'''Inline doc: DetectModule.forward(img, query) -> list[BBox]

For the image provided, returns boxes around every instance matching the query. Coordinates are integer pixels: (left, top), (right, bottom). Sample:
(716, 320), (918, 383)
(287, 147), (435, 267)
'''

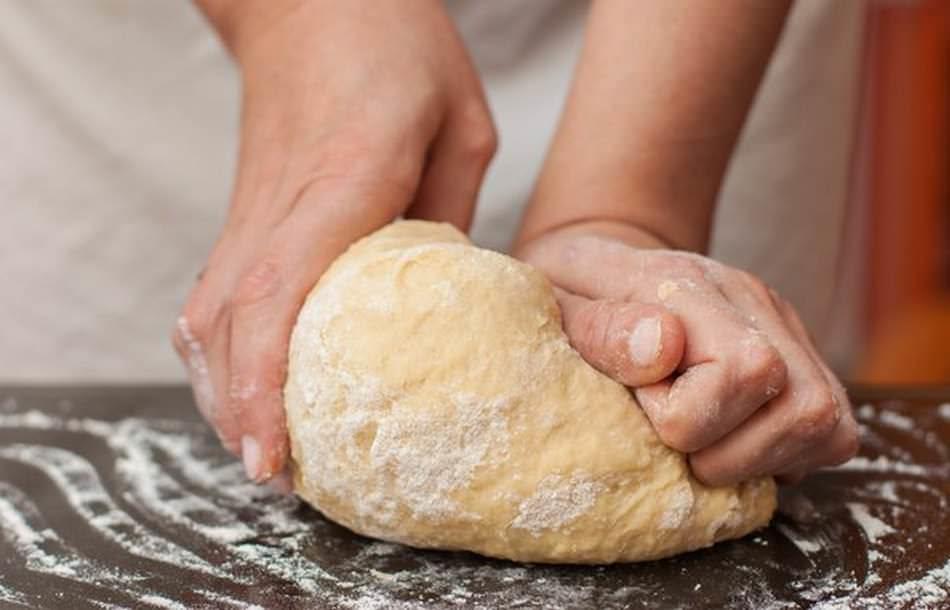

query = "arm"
(517, 0), (790, 251)
(176, 0), (496, 485)
(517, 0), (858, 485)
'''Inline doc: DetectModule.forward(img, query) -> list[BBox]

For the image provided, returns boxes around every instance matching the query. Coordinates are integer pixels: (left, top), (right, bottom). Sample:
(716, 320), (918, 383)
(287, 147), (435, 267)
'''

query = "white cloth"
(0, 1), (865, 382)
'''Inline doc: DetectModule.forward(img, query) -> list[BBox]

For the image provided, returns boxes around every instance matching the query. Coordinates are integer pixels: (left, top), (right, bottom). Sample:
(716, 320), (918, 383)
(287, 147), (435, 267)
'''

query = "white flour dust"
(1, 395), (947, 609)
(510, 472), (607, 537)
(845, 503), (896, 544)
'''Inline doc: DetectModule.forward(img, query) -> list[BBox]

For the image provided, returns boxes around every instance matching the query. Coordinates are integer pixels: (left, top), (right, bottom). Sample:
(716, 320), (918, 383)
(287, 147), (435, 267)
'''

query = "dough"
(284, 221), (776, 564)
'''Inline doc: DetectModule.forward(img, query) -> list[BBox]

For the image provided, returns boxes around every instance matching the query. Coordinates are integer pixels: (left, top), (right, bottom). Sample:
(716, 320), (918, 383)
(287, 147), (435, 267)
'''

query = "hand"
(174, 0), (496, 485)
(516, 222), (859, 486)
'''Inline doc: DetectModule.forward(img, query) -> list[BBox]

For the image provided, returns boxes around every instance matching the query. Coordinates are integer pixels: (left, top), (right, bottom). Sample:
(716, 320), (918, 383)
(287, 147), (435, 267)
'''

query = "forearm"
(516, 0), (792, 252)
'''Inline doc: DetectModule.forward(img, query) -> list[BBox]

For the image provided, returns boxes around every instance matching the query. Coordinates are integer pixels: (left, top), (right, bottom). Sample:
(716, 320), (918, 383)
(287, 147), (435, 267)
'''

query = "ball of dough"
(284, 221), (776, 564)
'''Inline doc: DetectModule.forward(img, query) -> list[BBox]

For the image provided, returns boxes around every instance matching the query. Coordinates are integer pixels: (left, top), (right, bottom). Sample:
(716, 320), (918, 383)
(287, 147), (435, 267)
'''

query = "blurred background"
(0, 0), (948, 387)
(848, 0), (950, 384)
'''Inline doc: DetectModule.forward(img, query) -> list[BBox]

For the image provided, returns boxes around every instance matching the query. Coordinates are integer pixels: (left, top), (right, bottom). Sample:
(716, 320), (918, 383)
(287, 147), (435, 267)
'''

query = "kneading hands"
(174, 0), (858, 489)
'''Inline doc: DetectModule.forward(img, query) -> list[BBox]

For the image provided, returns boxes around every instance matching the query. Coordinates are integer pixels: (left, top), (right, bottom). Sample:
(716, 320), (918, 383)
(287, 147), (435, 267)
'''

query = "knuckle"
(829, 418), (860, 464)
(177, 303), (215, 348)
(727, 268), (783, 311)
(736, 271), (775, 305)
(664, 256), (708, 285)
(734, 339), (786, 390)
(686, 453), (733, 487)
(793, 388), (841, 440)
(456, 105), (498, 163)
(233, 259), (283, 307)
(653, 410), (704, 453)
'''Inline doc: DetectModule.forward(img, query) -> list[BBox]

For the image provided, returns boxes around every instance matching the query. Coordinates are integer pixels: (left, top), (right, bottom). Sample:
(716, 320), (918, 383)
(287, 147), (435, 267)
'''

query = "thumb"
(555, 287), (685, 387)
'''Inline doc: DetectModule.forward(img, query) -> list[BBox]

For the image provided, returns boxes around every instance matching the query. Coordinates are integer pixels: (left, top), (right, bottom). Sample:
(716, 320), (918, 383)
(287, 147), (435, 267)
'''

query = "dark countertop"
(0, 385), (947, 609)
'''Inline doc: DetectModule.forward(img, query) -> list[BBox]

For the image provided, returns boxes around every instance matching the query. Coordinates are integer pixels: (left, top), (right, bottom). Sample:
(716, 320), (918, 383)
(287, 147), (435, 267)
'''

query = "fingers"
(687, 280), (851, 485)
(634, 284), (788, 454)
(173, 297), (243, 456)
(228, 259), (292, 483)
(522, 233), (793, 457)
(520, 229), (854, 485)
(775, 299), (859, 470)
(555, 288), (684, 386)
(688, 379), (842, 486)
(406, 102), (497, 230)
(227, 177), (414, 482)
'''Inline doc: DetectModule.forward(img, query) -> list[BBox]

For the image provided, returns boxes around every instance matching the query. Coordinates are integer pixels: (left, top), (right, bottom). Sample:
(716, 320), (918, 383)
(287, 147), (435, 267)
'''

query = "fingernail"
(241, 435), (262, 481)
(629, 317), (662, 366)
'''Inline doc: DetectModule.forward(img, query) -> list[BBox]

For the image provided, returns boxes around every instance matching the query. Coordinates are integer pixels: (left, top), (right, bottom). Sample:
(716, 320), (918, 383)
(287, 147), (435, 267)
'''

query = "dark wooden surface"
(0, 385), (947, 609)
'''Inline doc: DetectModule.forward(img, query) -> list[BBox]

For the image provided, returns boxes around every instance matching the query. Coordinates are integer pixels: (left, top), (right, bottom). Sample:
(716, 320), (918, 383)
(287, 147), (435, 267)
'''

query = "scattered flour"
(846, 503), (896, 543)
(877, 410), (916, 431)
(776, 523), (823, 556)
(835, 455), (931, 476)
(658, 482), (695, 530)
(1, 396), (947, 609)
(510, 472), (606, 536)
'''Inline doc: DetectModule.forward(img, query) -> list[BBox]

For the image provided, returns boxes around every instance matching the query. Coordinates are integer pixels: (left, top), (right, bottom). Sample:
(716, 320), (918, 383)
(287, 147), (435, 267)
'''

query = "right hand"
(517, 223), (858, 486)
(174, 0), (496, 486)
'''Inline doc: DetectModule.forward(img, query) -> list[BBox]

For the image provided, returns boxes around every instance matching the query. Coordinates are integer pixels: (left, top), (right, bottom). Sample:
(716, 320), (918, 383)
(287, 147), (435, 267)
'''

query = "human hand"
(516, 222), (859, 486)
(174, 0), (496, 485)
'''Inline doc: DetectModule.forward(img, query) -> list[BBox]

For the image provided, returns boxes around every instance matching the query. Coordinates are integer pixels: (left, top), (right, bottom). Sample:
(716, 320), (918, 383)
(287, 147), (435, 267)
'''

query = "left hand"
(516, 222), (859, 486)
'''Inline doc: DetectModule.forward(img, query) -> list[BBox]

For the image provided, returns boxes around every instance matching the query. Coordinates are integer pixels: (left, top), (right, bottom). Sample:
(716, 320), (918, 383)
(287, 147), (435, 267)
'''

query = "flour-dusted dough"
(284, 221), (776, 564)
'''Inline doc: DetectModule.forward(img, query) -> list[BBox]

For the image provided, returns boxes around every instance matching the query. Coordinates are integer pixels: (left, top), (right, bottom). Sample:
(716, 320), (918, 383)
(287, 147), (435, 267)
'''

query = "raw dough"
(284, 221), (776, 563)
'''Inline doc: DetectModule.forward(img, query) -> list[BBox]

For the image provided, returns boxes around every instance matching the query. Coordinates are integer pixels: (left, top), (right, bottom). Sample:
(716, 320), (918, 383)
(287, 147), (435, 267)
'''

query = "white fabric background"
(0, 1), (864, 381)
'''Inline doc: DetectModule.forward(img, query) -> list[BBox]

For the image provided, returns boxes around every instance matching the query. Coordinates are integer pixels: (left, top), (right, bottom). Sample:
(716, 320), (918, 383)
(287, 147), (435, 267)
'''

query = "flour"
(776, 523), (823, 556)
(881, 561), (950, 608)
(289, 241), (520, 530)
(0, 484), (82, 578)
(845, 503), (895, 543)
(835, 455), (930, 476)
(368, 392), (513, 523)
(0, 443), (223, 577)
(868, 481), (901, 504)
(2, 387), (948, 607)
(137, 595), (189, 610)
(175, 316), (215, 419)
(658, 481), (695, 530)
(510, 472), (606, 536)
(877, 410), (915, 431)
(0, 582), (27, 607)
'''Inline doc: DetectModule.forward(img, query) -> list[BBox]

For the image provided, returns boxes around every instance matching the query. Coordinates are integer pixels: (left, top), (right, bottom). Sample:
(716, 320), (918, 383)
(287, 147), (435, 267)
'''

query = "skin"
(515, 0), (859, 485)
(177, 0), (858, 490)
(176, 0), (496, 487)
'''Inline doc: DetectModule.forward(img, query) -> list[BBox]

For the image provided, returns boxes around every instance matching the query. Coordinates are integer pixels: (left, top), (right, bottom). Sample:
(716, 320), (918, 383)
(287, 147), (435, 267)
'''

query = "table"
(0, 385), (947, 609)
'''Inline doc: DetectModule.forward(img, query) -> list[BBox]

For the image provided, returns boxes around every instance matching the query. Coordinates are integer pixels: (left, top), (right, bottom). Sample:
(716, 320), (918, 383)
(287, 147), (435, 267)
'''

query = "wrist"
(517, 149), (715, 254)
(514, 218), (675, 261)
(195, 0), (313, 60)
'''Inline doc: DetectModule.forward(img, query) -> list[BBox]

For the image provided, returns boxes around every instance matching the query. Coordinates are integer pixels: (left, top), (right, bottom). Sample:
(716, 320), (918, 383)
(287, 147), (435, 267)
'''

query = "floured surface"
(0, 386), (947, 609)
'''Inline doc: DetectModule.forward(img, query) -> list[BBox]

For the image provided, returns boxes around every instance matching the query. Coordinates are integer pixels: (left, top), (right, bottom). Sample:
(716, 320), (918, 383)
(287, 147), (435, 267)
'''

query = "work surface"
(0, 386), (947, 609)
